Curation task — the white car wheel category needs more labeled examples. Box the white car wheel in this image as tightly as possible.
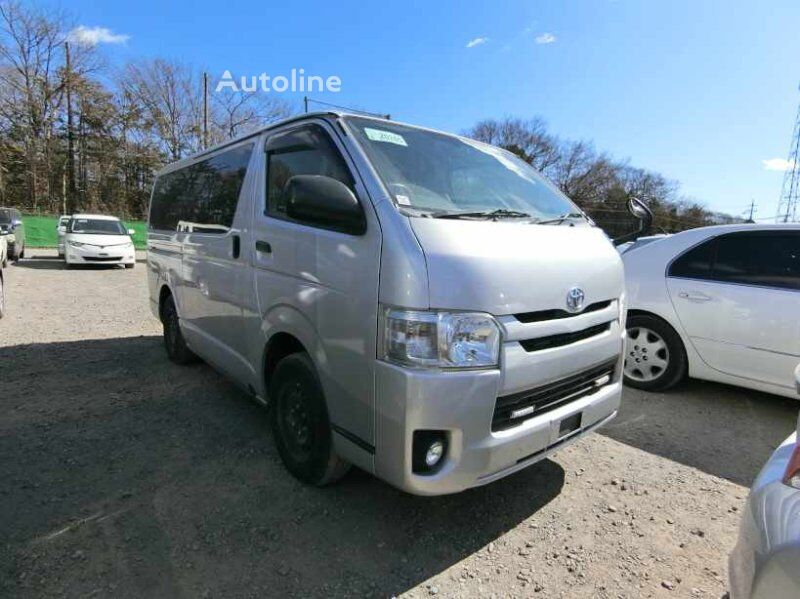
[624,327,670,382]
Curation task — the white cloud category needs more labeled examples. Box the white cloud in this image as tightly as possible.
[68,26,130,46]
[763,158,796,171]
[466,37,489,49]
[535,32,557,45]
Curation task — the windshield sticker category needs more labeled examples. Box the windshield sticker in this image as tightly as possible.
[395,194,411,205]
[364,127,407,147]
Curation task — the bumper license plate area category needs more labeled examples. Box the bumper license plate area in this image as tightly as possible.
[558,412,582,438]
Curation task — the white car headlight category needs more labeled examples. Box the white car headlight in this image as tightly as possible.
[380,308,501,369]
[68,241,85,248]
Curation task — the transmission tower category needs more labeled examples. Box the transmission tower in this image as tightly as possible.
[777,89,800,222]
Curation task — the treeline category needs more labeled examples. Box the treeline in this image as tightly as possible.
[464,118,741,235]
[0,1,290,219]
[0,1,737,231]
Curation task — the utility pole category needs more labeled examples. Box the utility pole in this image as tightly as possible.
[64,41,76,214]
[202,72,209,149]
[746,200,756,222]
[304,96,308,114]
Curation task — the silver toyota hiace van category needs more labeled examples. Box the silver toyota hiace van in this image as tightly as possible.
[147,112,626,495]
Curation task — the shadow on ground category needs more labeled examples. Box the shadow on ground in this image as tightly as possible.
[602,378,798,487]
[0,336,564,598]
[11,257,145,270]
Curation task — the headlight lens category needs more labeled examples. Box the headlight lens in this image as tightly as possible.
[68,241,85,248]
[381,308,500,369]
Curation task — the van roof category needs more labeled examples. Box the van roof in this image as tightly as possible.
[156,110,464,176]
[71,213,121,221]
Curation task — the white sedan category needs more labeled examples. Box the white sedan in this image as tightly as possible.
[621,223,800,399]
[64,214,136,269]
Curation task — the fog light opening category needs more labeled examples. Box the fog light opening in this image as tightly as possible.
[412,430,448,475]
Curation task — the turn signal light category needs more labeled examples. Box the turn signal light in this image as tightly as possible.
[782,442,800,489]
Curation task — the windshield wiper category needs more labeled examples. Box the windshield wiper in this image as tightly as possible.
[534,212,585,225]
[429,208,532,220]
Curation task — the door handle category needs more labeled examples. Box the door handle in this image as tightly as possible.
[255,240,272,254]
[678,291,711,302]
[232,235,241,259]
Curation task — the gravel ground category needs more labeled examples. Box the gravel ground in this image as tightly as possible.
[1,251,797,599]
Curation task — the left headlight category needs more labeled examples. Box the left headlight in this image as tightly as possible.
[68,241,85,248]
[380,308,501,369]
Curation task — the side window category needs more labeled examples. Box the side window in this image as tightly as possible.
[191,144,254,233]
[265,125,355,221]
[714,232,800,290]
[668,238,716,280]
[149,143,253,233]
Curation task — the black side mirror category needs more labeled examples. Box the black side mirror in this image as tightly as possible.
[285,175,366,235]
[612,197,654,246]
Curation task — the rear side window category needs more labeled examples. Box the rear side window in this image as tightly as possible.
[150,143,254,233]
[669,231,800,290]
[714,232,800,290]
[668,238,715,279]
[265,125,354,220]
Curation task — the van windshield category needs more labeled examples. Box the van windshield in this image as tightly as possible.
[69,218,126,235]
[345,117,580,220]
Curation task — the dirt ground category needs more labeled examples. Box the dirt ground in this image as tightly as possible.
[1,251,797,599]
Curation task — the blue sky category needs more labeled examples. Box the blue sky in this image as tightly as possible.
[49,0,800,217]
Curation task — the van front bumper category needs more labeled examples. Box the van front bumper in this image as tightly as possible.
[374,359,622,495]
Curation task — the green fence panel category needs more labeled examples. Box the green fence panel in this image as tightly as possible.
[22,215,148,249]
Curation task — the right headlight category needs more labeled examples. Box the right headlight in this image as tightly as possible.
[380,307,501,369]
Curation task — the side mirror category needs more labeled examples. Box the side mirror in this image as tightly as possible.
[613,197,654,246]
[127,229,136,236]
[11,218,22,228]
[285,175,365,235]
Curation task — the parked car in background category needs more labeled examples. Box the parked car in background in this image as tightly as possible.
[0,232,7,268]
[56,214,71,258]
[0,234,6,318]
[146,111,649,495]
[64,214,136,268]
[622,224,800,398]
[729,364,800,598]
[0,207,26,261]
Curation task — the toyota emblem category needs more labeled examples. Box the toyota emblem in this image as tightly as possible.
[566,287,586,313]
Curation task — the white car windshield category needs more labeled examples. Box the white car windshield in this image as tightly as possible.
[69,218,126,235]
[345,117,580,220]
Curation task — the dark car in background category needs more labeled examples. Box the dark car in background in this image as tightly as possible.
[0,207,26,261]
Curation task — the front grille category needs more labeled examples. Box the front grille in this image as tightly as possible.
[492,359,617,432]
[83,256,121,262]
[519,321,612,352]
[514,300,612,323]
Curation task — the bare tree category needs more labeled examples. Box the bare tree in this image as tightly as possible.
[121,58,203,161]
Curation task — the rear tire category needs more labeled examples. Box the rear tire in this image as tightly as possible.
[18,244,24,259]
[161,294,197,365]
[623,313,687,391]
[270,353,350,486]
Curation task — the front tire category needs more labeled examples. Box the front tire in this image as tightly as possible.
[161,295,197,365]
[623,313,687,391]
[270,353,350,486]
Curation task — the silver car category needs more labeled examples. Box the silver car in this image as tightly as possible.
[147,112,629,495]
[729,365,800,598]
